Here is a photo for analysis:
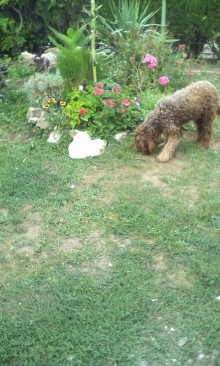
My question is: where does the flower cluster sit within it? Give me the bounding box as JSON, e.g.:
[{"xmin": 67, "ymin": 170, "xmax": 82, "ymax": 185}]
[
  {"xmin": 64, "ymin": 82, "xmax": 144, "ymax": 140},
  {"xmin": 178, "ymin": 43, "xmax": 186, "ymax": 52},
  {"xmin": 142, "ymin": 54, "xmax": 158, "ymax": 69},
  {"xmin": 42, "ymin": 98, "xmax": 67, "ymax": 130},
  {"xmin": 43, "ymin": 98, "xmax": 66, "ymax": 109},
  {"xmin": 141, "ymin": 53, "xmax": 170, "ymax": 88},
  {"xmin": 158, "ymin": 76, "xmax": 170, "ymax": 86}
]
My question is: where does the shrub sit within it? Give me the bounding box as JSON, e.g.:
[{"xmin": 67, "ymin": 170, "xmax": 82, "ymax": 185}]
[
  {"xmin": 107, "ymin": 29, "xmax": 190, "ymax": 93},
  {"xmin": 23, "ymin": 71, "xmax": 64, "ymax": 107},
  {"xmin": 98, "ymin": 0, "xmax": 190, "ymax": 93},
  {"xmin": 65, "ymin": 81, "xmax": 145, "ymax": 140}
]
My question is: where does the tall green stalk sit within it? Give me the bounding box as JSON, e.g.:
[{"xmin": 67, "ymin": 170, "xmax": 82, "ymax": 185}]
[
  {"xmin": 161, "ymin": 0, "xmax": 167, "ymax": 33},
  {"xmin": 91, "ymin": 0, "xmax": 97, "ymax": 83}
]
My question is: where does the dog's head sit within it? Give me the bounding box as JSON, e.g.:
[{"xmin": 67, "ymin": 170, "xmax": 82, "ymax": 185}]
[{"xmin": 134, "ymin": 124, "xmax": 158, "ymax": 155}]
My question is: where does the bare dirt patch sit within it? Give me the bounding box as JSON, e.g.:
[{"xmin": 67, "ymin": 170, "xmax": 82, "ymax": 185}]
[
  {"xmin": 168, "ymin": 266, "xmax": 194, "ymax": 288},
  {"xmin": 60, "ymin": 236, "xmax": 83, "ymax": 252},
  {"xmin": 78, "ymin": 256, "xmax": 113, "ymax": 275},
  {"xmin": 12, "ymin": 210, "xmax": 42, "ymax": 256},
  {"xmin": 80, "ymin": 169, "xmax": 106, "ymax": 187},
  {"xmin": 180, "ymin": 185, "xmax": 199, "ymax": 208},
  {"xmin": 138, "ymin": 157, "xmax": 185, "ymax": 197},
  {"xmin": 153, "ymin": 254, "xmax": 167, "ymax": 271},
  {"xmin": 97, "ymin": 192, "xmax": 116, "ymax": 204},
  {"xmin": 22, "ymin": 211, "xmax": 42, "ymax": 238},
  {"xmin": 67, "ymin": 255, "xmax": 113, "ymax": 278},
  {"xmin": 1, "ymin": 131, "xmax": 31, "ymax": 143},
  {"xmin": 211, "ymin": 140, "xmax": 220, "ymax": 150}
]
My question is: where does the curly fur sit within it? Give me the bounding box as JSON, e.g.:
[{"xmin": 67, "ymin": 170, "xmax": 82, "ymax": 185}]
[{"xmin": 134, "ymin": 81, "xmax": 220, "ymax": 162}]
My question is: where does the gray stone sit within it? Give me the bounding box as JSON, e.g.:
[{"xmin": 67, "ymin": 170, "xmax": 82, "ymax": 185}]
[
  {"xmin": 27, "ymin": 107, "xmax": 45, "ymax": 124},
  {"xmin": 36, "ymin": 119, "xmax": 50, "ymax": 130},
  {"xmin": 199, "ymin": 42, "xmax": 218, "ymax": 60}
]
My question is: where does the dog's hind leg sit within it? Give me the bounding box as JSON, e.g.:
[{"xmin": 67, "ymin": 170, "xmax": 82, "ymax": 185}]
[
  {"xmin": 157, "ymin": 134, "xmax": 180, "ymax": 163},
  {"xmin": 195, "ymin": 115, "xmax": 213, "ymax": 149}
]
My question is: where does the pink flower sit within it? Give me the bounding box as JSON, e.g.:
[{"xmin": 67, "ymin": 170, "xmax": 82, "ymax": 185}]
[
  {"xmin": 93, "ymin": 88, "xmax": 103, "ymax": 95},
  {"xmin": 158, "ymin": 76, "xmax": 169, "ymax": 86},
  {"xmin": 111, "ymin": 86, "xmax": 121, "ymax": 93},
  {"xmin": 147, "ymin": 62, "xmax": 157, "ymax": 69},
  {"xmin": 142, "ymin": 54, "xmax": 158, "ymax": 69},
  {"xmin": 103, "ymin": 99, "xmax": 117, "ymax": 108},
  {"xmin": 178, "ymin": 43, "xmax": 186, "ymax": 51},
  {"xmin": 188, "ymin": 71, "xmax": 195, "ymax": 77},
  {"xmin": 96, "ymin": 83, "xmax": 104, "ymax": 89},
  {"xmin": 122, "ymin": 99, "xmax": 130, "ymax": 106},
  {"xmin": 78, "ymin": 108, "xmax": 86, "ymax": 115}
]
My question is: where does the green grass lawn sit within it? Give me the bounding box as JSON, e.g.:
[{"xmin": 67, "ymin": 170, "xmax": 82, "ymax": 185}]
[{"xmin": 0, "ymin": 73, "xmax": 220, "ymax": 366}]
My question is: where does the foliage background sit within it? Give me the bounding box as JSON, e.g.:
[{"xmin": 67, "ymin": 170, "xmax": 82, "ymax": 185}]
[{"xmin": 0, "ymin": 0, "xmax": 220, "ymax": 57}]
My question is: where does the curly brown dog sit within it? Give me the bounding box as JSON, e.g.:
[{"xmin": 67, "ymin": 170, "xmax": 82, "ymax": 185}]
[{"xmin": 134, "ymin": 80, "xmax": 220, "ymax": 162}]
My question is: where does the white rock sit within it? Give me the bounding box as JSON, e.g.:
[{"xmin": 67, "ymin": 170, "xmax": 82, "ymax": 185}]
[
  {"xmin": 177, "ymin": 337, "xmax": 188, "ymax": 347},
  {"xmin": 68, "ymin": 131, "xmax": 106, "ymax": 159},
  {"xmin": 197, "ymin": 352, "xmax": 205, "ymax": 360},
  {"xmin": 47, "ymin": 131, "xmax": 62, "ymax": 143},
  {"xmin": 114, "ymin": 131, "xmax": 128, "ymax": 141}
]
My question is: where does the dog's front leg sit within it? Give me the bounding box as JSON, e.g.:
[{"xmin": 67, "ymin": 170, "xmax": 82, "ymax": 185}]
[{"xmin": 157, "ymin": 134, "xmax": 180, "ymax": 163}]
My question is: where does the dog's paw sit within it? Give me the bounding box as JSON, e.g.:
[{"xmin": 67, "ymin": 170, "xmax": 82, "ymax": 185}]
[{"xmin": 157, "ymin": 153, "xmax": 171, "ymax": 163}]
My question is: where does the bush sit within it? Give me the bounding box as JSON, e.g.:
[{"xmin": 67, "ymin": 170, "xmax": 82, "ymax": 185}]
[
  {"xmin": 65, "ymin": 81, "xmax": 145, "ymax": 140},
  {"xmin": 98, "ymin": 1, "xmax": 190, "ymax": 93},
  {"xmin": 23, "ymin": 71, "xmax": 64, "ymax": 107}
]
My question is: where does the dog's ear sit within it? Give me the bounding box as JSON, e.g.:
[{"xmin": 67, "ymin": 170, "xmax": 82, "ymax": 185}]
[{"xmin": 144, "ymin": 139, "xmax": 156, "ymax": 154}]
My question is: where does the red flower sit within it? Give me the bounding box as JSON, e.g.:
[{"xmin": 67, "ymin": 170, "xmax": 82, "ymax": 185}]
[
  {"xmin": 122, "ymin": 99, "xmax": 130, "ymax": 106},
  {"xmin": 178, "ymin": 43, "xmax": 186, "ymax": 51},
  {"xmin": 93, "ymin": 88, "xmax": 103, "ymax": 95},
  {"xmin": 103, "ymin": 99, "xmax": 117, "ymax": 108},
  {"xmin": 111, "ymin": 86, "xmax": 121, "ymax": 93},
  {"xmin": 96, "ymin": 83, "xmax": 104, "ymax": 89},
  {"xmin": 79, "ymin": 108, "xmax": 86, "ymax": 115}
]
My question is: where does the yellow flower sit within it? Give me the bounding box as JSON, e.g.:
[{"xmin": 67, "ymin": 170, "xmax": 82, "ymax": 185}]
[
  {"xmin": 48, "ymin": 98, "xmax": 56, "ymax": 103},
  {"xmin": 43, "ymin": 103, "xmax": 50, "ymax": 109},
  {"xmin": 59, "ymin": 101, "xmax": 66, "ymax": 106}
]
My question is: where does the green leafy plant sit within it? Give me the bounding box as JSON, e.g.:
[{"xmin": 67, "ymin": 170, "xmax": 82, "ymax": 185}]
[
  {"xmin": 49, "ymin": 26, "xmax": 107, "ymax": 92},
  {"xmin": 0, "ymin": 15, "xmax": 25, "ymax": 54},
  {"xmin": 65, "ymin": 81, "xmax": 144, "ymax": 140},
  {"xmin": 42, "ymin": 97, "xmax": 67, "ymax": 131},
  {"xmin": 98, "ymin": 0, "xmax": 159, "ymax": 47}
]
